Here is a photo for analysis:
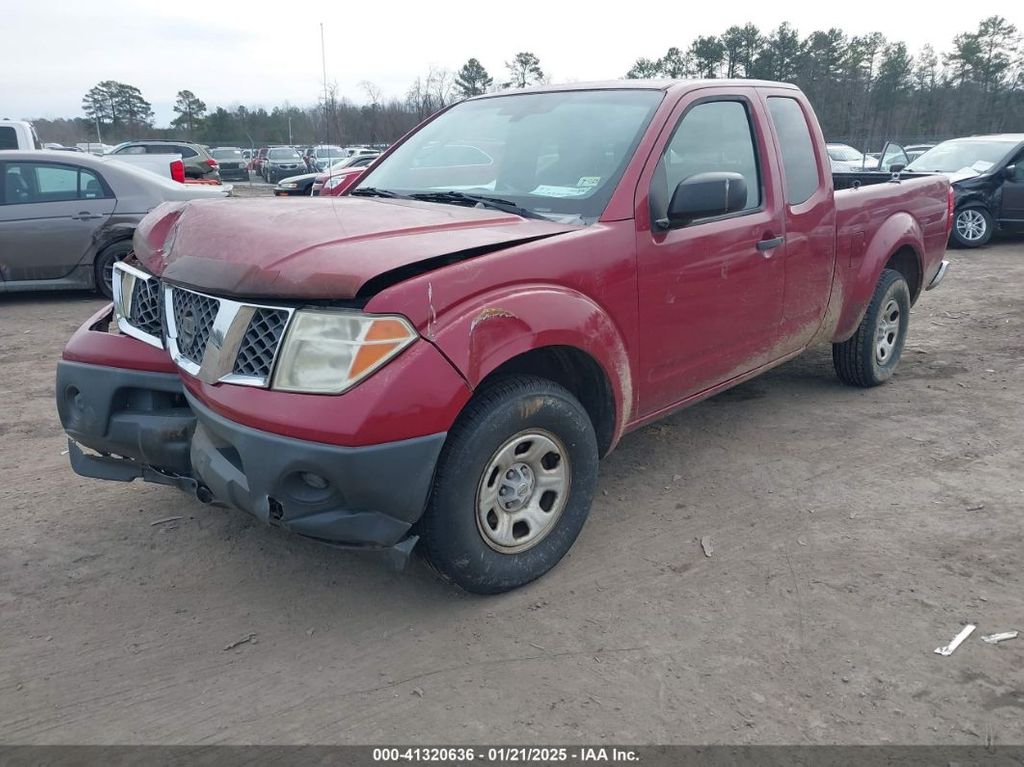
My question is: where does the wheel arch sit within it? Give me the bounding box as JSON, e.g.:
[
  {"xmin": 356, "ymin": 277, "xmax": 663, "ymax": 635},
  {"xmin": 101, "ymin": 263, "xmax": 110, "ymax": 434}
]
[
  {"xmin": 90, "ymin": 223, "xmax": 136, "ymax": 265},
  {"xmin": 477, "ymin": 346, "xmax": 617, "ymax": 457},
  {"xmin": 426, "ymin": 286, "xmax": 634, "ymax": 457},
  {"xmin": 832, "ymin": 212, "xmax": 923, "ymax": 342},
  {"xmin": 884, "ymin": 245, "xmax": 923, "ymax": 303}
]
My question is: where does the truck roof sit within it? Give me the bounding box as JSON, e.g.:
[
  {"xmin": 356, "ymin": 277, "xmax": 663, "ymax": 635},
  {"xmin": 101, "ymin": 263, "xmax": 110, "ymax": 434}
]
[{"xmin": 469, "ymin": 79, "xmax": 800, "ymax": 100}]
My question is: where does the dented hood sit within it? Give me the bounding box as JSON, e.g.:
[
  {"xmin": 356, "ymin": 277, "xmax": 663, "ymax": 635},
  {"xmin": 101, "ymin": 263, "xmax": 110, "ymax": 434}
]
[{"xmin": 134, "ymin": 197, "xmax": 580, "ymax": 299}]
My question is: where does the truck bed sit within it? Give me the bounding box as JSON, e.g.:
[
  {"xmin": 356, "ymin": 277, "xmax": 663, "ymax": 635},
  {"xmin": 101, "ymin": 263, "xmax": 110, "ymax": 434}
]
[{"xmin": 828, "ymin": 171, "xmax": 949, "ymax": 340}]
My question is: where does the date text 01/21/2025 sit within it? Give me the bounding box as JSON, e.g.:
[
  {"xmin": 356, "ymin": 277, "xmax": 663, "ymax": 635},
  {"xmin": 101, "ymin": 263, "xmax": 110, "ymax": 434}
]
[{"xmin": 372, "ymin": 746, "xmax": 640, "ymax": 763}]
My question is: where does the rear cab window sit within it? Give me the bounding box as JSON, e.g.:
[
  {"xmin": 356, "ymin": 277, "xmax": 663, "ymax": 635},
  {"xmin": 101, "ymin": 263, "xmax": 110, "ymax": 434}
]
[
  {"xmin": 0, "ymin": 126, "xmax": 18, "ymax": 150},
  {"xmin": 766, "ymin": 97, "xmax": 821, "ymax": 205}
]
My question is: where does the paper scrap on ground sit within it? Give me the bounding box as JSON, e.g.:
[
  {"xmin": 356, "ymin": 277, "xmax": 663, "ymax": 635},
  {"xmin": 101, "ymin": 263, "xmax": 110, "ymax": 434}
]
[
  {"xmin": 934, "ymin": 624, "xmax": 976, "ymax": 656},
  {"xmin": 981, "ymin": 630, "xmax": 1018, "ymax": 644}
]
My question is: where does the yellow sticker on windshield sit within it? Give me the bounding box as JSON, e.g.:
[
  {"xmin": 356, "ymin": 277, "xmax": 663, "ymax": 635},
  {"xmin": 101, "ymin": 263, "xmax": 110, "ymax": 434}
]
[{"xmin": 577, "ymin": 176, "xmax": 601, "ymax": 188}]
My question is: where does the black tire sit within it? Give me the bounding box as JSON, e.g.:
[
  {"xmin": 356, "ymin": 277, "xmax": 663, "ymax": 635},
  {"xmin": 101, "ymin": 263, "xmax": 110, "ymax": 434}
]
[
  {"xmin": 93, "ymin": 240, "xmax": 132, "ymax": 299},
  {"xmin": 418, "ymin": 376, "xmax": 599, "ymax": 594},
  {"xmin": 833, "ymin": 268, "xmax": 911, "ymax": 387},
  {"xmin": 950, "ymin": 206, "xmax": 994, "ymax": 248}
]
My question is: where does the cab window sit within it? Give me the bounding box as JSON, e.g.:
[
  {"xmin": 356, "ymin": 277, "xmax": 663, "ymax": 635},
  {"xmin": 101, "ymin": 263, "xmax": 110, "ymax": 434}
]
[
  {"xmin": 651, "ymin": 99, "xmax": 762, "ymax": 224},
  {"xmin": 767, "ymin": 97, "xmax": 820, "ymax": 205}
]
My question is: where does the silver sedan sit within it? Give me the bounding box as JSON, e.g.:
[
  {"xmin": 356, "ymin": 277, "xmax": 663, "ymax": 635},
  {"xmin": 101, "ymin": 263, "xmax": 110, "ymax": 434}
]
[{"xmin": 0, "ymin": 150, "xmax": 229, "ymax": 297}]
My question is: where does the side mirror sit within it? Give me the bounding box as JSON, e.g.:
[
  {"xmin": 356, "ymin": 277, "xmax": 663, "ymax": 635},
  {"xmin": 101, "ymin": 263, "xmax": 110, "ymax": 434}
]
[
  {"xmin": 1005, "ymin": 164, "xmax": 1018, "ymax": 180},
  {"xmin": 661, "ymin": 172, "xmax": 747, "ymax": 228},
  {"xmin": 889, "ymin": 163, "xmax": 906, "ymax": 174}
]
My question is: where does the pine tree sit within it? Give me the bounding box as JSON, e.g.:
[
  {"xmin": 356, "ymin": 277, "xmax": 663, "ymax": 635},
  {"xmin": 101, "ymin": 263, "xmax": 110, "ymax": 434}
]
[{"xmin": 455, "ymin": 58, "xmax": 493, "ymax": 97}]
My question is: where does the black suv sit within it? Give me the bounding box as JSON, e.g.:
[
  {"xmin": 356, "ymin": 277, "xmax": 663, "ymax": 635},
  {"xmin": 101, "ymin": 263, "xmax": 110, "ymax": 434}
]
[{"xmin": 906, "ymin": 134, "xmax": 1024, "ymax": 248}]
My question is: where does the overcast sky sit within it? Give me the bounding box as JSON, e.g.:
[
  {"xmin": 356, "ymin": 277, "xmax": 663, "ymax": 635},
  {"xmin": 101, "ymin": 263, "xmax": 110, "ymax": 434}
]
[{"xmin": 2, "ymin": 0, "xmax": 1017, "ymax": 126}]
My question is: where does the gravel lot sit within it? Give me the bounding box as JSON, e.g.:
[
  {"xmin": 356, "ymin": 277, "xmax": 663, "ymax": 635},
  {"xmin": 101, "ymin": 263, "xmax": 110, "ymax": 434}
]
[{"xmin": 1, "ymin": 239, "xmax": 1022, "ymax": 745}]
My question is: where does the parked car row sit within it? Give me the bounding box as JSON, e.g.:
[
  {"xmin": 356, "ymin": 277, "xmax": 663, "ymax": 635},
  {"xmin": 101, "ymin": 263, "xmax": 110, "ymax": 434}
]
[{"xmin": 273, "ymin": 152, "xmax": 379, "ymax": 196}]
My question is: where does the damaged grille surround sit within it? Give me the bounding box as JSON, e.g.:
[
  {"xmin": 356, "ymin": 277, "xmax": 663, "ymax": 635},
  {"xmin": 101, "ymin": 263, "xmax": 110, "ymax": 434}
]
[
  {"xmin": 163, "ymin": 285, "xmax": 295, "ymax": 387},
  {"xmin": 111, "ymin": 262, "xmax": 294, "ymax": 388}
]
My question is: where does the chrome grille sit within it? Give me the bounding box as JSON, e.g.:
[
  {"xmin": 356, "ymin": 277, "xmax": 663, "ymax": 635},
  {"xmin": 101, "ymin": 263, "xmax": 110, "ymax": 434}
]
[
  {"xmin": 128, "ymin": 276, "xmax": 163, "ymax": 338},
  {"xmin": 170, "ymin": 287, "xmax": 219, "ymax": 364},
  {"xmin": 233, "ymin": 308, "xmax": 289, "ymax": 378}
]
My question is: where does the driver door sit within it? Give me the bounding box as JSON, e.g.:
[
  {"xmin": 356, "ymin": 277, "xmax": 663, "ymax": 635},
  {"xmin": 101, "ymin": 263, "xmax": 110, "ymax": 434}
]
[{"xmin": 635, "ymin": 89, "xmax": 787, "ymax": 416}]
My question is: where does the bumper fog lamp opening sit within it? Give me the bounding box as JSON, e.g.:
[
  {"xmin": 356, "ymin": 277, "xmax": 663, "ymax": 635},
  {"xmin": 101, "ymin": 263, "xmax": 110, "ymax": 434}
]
[{"xmin": 300, "ymin": 472, "xmax": 329, "ymax": 490}]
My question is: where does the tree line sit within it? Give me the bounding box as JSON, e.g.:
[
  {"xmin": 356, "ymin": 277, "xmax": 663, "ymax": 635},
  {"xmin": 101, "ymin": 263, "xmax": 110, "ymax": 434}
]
[
  {"xmin": 34, "ymin": 53, "xmax": 546, "ymax": 149},
  {"xmin": 29, "ymin": 18, "xmax": 1023, "ymax": 150},
  {"xmin": 625, "ymin": 16, "xmax": 1022, "ymax": 146}
]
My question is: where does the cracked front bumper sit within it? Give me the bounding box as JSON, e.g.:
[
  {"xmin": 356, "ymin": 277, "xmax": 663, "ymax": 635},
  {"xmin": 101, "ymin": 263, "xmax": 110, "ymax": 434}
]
[{"xmin": 56, "ymin": 359, "xmax": 444, "ymax": 548}]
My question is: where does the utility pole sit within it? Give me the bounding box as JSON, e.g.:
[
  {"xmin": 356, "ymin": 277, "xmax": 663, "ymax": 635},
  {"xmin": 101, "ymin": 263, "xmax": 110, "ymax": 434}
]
[{"xmin": 321, "ymin": 22, "xmax": 330, "ymax": 146}]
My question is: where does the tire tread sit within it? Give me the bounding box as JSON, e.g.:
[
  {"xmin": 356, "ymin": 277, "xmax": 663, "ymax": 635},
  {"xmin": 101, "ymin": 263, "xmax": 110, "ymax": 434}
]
[
  {"xmin": 418, "ymin": 374, "xmax": 596, "ymax": 593},
  {"xmin": 833, "ymin": 268, "xmax": 907, "ymax": 388}
]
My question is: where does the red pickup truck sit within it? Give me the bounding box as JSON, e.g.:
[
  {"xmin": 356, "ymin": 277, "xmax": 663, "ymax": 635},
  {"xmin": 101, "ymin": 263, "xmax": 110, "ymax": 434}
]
[{"xmin": 57, "ymin": 80, "xmax": 951, "ymax": 593}]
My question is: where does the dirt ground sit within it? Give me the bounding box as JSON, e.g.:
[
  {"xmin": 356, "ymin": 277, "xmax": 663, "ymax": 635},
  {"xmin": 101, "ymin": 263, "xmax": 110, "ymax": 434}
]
[{"xmin": 1, "ymin": 240, "xmax": 1022, "ymax": 746}]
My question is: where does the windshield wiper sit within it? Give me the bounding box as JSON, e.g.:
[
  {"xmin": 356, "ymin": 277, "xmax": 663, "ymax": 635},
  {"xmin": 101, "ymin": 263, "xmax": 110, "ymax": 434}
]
[
  {"xmin": 349, "ymin": 187, "xmax": 412, "ymax": 199},
  {"xmin": 409, "ymin": 190, "xmax": 550, "ymax": 221}
]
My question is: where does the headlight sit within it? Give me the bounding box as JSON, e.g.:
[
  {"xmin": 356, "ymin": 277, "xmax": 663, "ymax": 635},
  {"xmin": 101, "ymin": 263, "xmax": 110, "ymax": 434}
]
[
  {"xmin": 272, "ymin": 310, "xmax": 417, "ymax": 394},
  {"xmin": 324, "ymin": 175, "xmax": 345, "ymax": 190},
  {"xmin": 279, "ymin": 182, "xmax": 298, "ymax": 189}
]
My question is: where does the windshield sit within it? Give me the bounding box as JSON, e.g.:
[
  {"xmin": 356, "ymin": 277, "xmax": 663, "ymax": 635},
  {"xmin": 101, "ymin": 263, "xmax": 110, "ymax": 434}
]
[
  {"xmin": 268, "ymin": 148, "xmax": 301, "ymax": 160},
  {"xmin": 355, "ymin": 89, "xmax": 663, "ymax": 222},
  {"xmin": 316, "ymin": 146, "xmax": 344, "ymax": 158},
  {"xmin": 212, "ymin": 149, "xmax": 243, "ymax": 159},
  {"xmin": 906, "ymin": 139, "xmax": 1015, "ymax": 173},
  {"xmin": 827, "ymin": 145, "xmax": 864, "ymax": 162}
]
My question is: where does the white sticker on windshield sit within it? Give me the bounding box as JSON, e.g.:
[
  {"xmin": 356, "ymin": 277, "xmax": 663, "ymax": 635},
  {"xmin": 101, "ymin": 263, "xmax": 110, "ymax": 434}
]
[
  {"xmin": 971, "ymin": 160, "xmax": 994, "ymax": 172},
  {"xmin": 577, "ymin": 176, "xmax": 601, "ymax": 188},
  {"xmin": 531, "ymin": 185, "xmax": 591, "ymax": 198}
]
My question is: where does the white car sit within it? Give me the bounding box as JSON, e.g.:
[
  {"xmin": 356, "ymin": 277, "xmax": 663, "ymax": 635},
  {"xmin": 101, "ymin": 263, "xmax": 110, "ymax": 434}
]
[{"xmin": 827, "ymin": 143, "xmax": 874, "ymax": 172}]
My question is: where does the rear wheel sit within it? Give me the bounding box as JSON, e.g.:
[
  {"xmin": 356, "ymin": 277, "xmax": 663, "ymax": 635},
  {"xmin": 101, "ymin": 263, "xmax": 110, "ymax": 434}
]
[
  {"xmin": 419, "ymin": 376, "xmax": 599, "ymax": 594},
  {"xmin": 93, "ymin": 240, "xmax": 132, "ymax": 299},
  {"xmin": 832, "ymin": 268, "xmax": 911, "ymax": 387},
  {"xmin": 951, "ymin": 206, "xmax": 993, "ymax": 248}
]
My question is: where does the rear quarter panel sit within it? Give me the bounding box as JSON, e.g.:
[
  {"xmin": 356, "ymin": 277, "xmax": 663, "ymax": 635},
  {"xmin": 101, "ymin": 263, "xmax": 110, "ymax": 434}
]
[{"xmin": 828, "ymin": 175, "xmax": 949, "ymax": 341}]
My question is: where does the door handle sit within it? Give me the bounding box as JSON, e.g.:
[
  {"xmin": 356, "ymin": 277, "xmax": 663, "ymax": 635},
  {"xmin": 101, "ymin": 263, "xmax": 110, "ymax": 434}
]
[
  {"xmin": 756, "ymin": 235, "xmax": 785, "ymax": 252},
  {"xmin": 72, "ymin": 212, "xmax": 102, "ymax": 221}
]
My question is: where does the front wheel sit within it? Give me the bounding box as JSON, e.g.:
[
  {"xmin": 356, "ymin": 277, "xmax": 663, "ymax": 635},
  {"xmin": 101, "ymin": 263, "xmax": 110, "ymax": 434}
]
[
  {"xmin": 832, "ymin": 268, "xmax": 911, "ymax": 387},
  {"xmin": 951, "ymin": 206, "xmax": 993, "ymax": 248},
  {"xmin": 418, "ymin": 376, "xmax": 599, "ymax": 594}
]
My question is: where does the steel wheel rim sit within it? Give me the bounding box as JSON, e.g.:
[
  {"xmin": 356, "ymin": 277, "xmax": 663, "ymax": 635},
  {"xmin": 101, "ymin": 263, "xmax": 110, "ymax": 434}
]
[
  {"xmin": 476, "ymin": 429, "xmax": 571, "ymax": 554},
  {"xmin": 956, "ymin": 209, "xmax": 986, "ymax": 241},
  {"xmin": 875, "ymin": 298, "xmax": 901, "ymax": 364}
]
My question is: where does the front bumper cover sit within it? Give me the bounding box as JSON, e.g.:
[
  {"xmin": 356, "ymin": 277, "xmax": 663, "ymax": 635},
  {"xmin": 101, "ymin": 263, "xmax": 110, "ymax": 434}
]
[{"xmin": 56, "ymin": 360, "xmax": 445, "ymax": 550}]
